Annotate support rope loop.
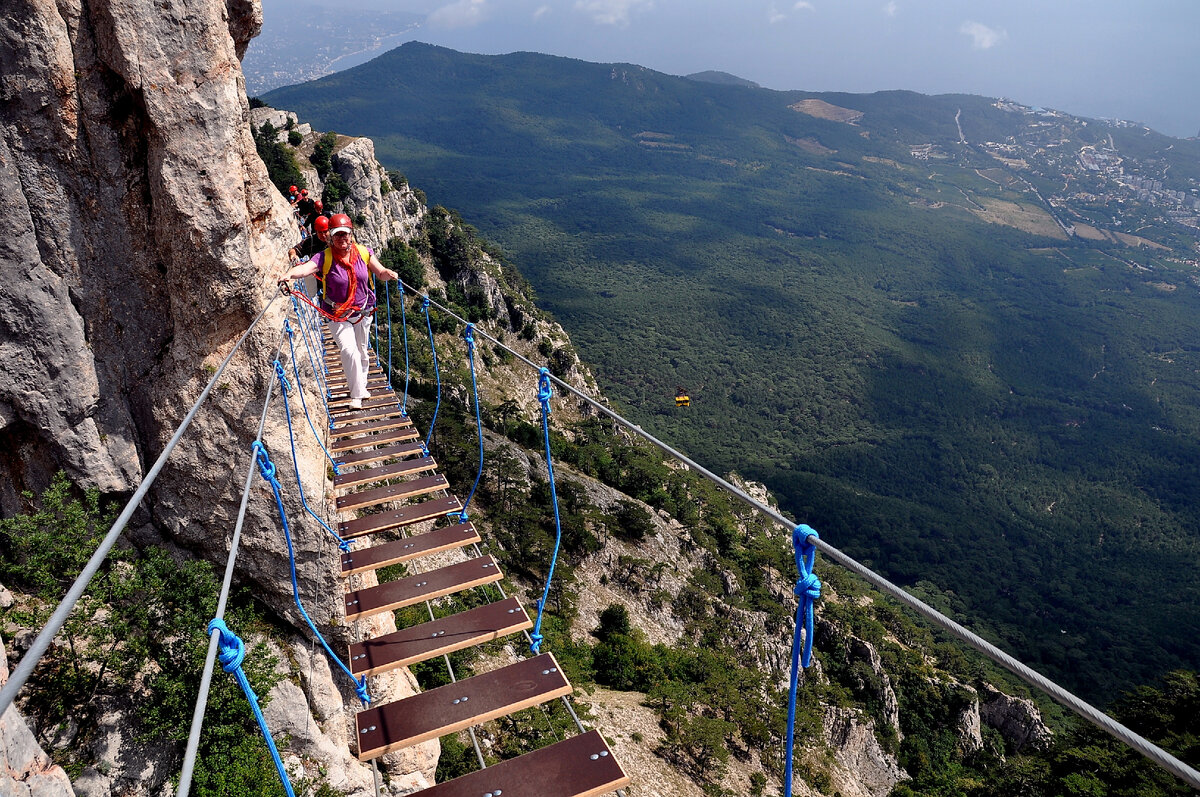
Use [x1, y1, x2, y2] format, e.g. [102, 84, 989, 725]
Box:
[205, 618, 296, 797]
[272, 359, 352, 552]
[457, 324, 485, 523]
[422, 295, 442, 454]
[399, 281, 411, 415]
[529, 368, 563, 655]
[251, 441, 371, 705]
[283, 317, 339, 474]
[784, 524, 821, 797]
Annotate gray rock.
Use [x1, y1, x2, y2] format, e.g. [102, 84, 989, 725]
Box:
[0, 636, 75, 796]
[979, 683, 1053, 752]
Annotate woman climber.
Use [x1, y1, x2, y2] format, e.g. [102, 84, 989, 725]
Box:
[278, 213, 399, 409]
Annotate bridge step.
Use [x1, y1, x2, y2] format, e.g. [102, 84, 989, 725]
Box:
[328, 387, 394, 407]
[408, 729, 630, 797]
[338, 495, 461, 539]
[343, 555, 501, 622]
[330, 405, 408, 427]
[336, 474, 449, 513]
[348, 596, 530, 677]
[340, 523, 480, 577]
[329, 427, 419, 455]
[355, 652, 571, 761]
[329, 416, 413, 440]
[334, 456, 437, 490]
[334, 441, 425, 470]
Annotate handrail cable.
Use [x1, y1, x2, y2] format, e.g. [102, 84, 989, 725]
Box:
[0, 294, 279, 720]
[396, 281, 1200, 791]
[177, 327, 287, 797]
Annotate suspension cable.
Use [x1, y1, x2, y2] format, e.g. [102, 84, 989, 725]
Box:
[0, 294, 279, 719]
[395, 281, 1200, 791]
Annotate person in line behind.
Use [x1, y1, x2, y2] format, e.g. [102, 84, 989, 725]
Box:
[278, 214, 398, 409]
[288, 214, 331, 265]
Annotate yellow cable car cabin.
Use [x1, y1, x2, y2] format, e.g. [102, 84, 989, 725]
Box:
[675, 388, 690, 407]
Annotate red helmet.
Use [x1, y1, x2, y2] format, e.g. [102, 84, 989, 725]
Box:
[314, 199, 323, 210]
[300, 188, 308, 196]
[313, 215, 330, 233]
[288, 185, 297, 193]
[329, 213, 353, 235]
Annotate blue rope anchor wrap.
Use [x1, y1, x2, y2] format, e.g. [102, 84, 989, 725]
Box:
[251, 441, 370, 705]
[422, 296, 442, 454]
[529, 368, 562, 655]
[283, 322, 339, 475]
[784, 524, 821, 797]
[206, 618, 296, 797]
[457, 324, 485, 523]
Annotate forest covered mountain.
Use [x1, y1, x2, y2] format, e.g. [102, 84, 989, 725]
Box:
[265, 43, 1200, 707]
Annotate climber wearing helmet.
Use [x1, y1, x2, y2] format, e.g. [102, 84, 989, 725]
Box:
[288, 214, 331, 264]
[279, 214, 398, 409]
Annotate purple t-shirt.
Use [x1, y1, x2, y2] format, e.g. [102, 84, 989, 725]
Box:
[314, 246, 376, 314]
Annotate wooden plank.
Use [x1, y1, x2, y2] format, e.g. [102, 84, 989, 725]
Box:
[329, 390, 395, 408]
[333, 456, 437, 490]
[330, 405, 407, 427]
[336, 474, 449, 513]
[329, 427, 419, 455]
[343, 555, 501, 621]
[348, 597, 530, 676]
[355, 652, 571, 760]
[338, 495, 461, 539]
[333, 441, 425, 470]
[407, 730, 630, 797]
[329, 416, 413, 440]
[340, 522, 480, 577]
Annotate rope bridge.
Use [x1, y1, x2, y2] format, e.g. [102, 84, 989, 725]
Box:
[0, 278, 1197, 797]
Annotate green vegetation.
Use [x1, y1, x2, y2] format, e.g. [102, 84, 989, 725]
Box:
[0, 474, 296, 795]
[252, 121, 306, 197]
[265, 44, 1200, 704]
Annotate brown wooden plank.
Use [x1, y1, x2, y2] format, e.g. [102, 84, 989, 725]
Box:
[330, 405, 407, 427]
[333, 441, 426, 470]
[336, 474, 449, 512]
[355, 653, 571, 760]
[348, 597, 530, 677]
[338, 495, 461, 539]
[343, 555, 501, 621]
[329, 389, 395, 408]
[333, 456, 437, 490]
[407, 730, 629, 797]
[329, 427, 419, 455]
[330, 416, 413, 440]
[340, 522, 480, 577]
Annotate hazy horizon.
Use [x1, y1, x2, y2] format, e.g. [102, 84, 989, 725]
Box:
[257, 0, 1200, 139]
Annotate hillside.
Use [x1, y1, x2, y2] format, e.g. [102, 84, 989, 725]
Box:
[265, 43, 1200, 705]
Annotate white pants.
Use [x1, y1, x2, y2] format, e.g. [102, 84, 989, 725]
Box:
[329, 317, 372, 400]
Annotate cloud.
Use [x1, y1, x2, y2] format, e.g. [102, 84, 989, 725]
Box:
[533, 4, 551, 20]
[769, 3, 787, 24]
[960, 21, 1007, 50]
[428, 0, 488, 29]
[882, 1, 897, 17]
[574, 0, 653, 27]
[794, 1, 815, 9]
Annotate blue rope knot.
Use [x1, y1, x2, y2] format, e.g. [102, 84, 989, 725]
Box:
[273, 360, 291, 393]
[284, 319, 293, 338]
[795, 571, 822, 602]
[464, 323, 475, 354]
[537, 368, 553, 409]
[529, 632, 544, 654]
[338, 539, 352, 553]
[421, 295, 430, 311]
[354, 676, 371, 705]
[252, 441, 277, 484]
[207, 618, 246, 673]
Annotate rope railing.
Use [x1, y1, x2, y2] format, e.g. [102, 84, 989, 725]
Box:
[395, 280, 1200, 792]
[0, 294, 280, 720]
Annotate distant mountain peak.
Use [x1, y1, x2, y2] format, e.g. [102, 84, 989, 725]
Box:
[684, 70, 760, 89]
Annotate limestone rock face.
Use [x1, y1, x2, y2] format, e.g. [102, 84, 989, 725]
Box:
[820, 706, 908, 797]
[0, 637, 74, 797]
[979, 682, 1053, 752]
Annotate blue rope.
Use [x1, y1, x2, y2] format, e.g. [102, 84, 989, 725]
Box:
[784, 524, 822, 797]
[252, 441, 371, 705]
[290, 291, 331, 410]
[422, 296, 442, 454]
[273, 360, 351, 551]
[283, 322, 339, 474]
[457, 324, 485, 522]
[529, 368, 563, 655]
[206, 618, 296, 797]
[399, 283, 411, 415]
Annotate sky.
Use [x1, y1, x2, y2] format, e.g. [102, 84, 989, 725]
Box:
[280, 0, 1200, 139]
